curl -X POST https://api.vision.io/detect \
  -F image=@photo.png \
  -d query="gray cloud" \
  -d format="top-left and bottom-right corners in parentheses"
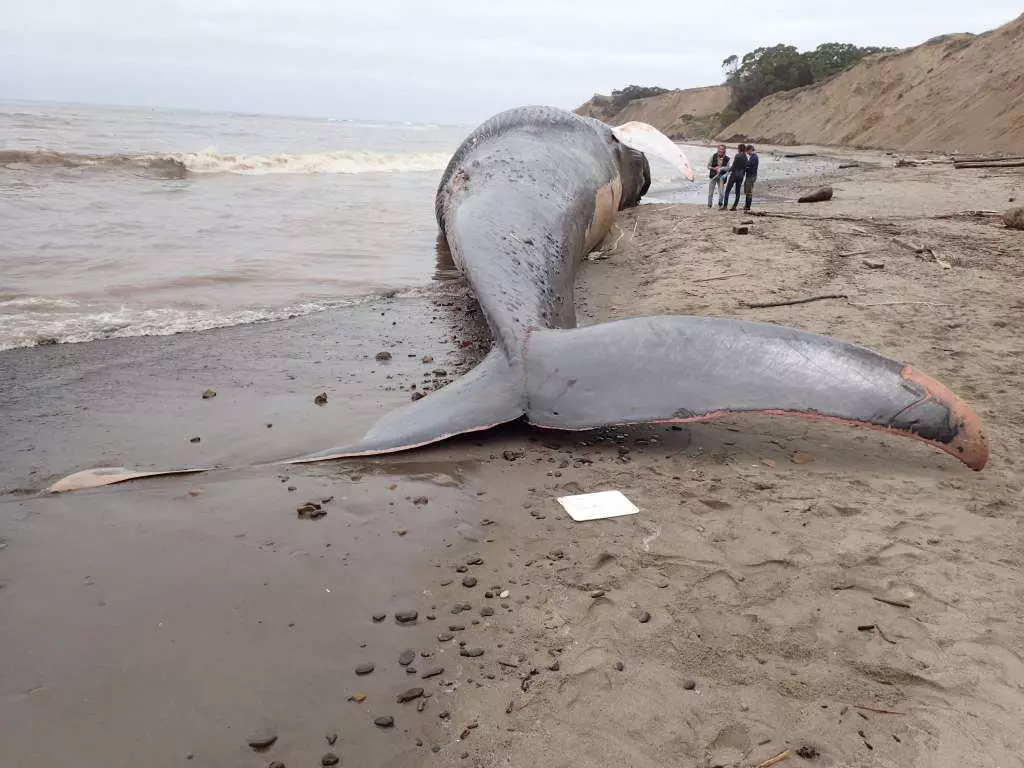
top-left (1, 1), bottom-right (1020, 122)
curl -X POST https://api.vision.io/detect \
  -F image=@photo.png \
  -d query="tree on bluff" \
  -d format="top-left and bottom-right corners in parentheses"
top-left (724, 42), bottom-right (897, 115)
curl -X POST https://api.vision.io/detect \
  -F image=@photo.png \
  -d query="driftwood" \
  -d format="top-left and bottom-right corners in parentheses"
top-left (784, 152), bottom-right (817, 158)
top-left (931, 209), bottom-right (1003, 219)
top-left (693, 271), bottom-right (747, 283)
top-left (890, 237), bottom-right (956, 269)
top-left (743, 294), bottom-right (847, 309)
top-left (838, 163), bottom-right (861, 169)
top-left (797, 186), bottom-right (834, 203)
top-left (954, 160), bottom-right (1024, 169)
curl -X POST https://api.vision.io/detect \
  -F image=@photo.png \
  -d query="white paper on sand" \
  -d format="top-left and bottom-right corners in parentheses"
top-left (556, 490), bottom-right (639, 522)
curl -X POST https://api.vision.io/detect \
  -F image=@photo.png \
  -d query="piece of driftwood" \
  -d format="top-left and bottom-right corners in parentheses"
top-left (797, 186), bottom-right (834, 203)
top-left (931, 209), bottom-right (1003, 219)
top-left (784, 152), bottom-right (817, 158)
top-left (693, 271), bottom-right (747, 283)
top-left (743, 293), bottom-right (847, 309)
top-left (836, 248), bottom-right (874, 258)
top-left (954, 160), bottom-right (1024, 169)
top-left (838, 162), bottom-right (861, 169)
top-left (756, 750), bottom-right (792, 768)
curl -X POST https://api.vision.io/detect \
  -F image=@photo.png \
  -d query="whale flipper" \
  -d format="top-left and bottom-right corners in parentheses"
top-left (283, 348), bottom-right (526, 463)
top-left (522, 317), bottom-right (988, 470)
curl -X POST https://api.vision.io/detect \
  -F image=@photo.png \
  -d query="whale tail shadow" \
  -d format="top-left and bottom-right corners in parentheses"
top-left (46, 314), bottom-right (988, 493)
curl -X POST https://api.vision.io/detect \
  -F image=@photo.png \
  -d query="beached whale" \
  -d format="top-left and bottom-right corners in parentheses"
top-left (48, 106), bottom-right (987, 492)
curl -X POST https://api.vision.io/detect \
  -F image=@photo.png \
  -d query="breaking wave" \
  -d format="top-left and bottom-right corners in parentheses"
top-left (0, 294), bottom-right (387, 351)
top-left (0, 148), bottom-right (453, 177)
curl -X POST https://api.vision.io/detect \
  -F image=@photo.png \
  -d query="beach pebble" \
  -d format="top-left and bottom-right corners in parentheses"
top-left (268, 762), bottom-right (286, 768)
top-left (321, 753), bottom-right (340, 766)
top-left (374, 715), bottom-right (395, 728)
top-left (480, 606), bottom-right (494, 617)
top-left (614, 661), bottom-right (625, 671)
top-left (422, 355), bottom-right (434, 363)
top-left (590, 589), bottom-right (605, 598)
top-left (862, 259), bottom-right (885, 269)
top-left (411, 391), bottom-right (425, 401)
top-left (682, 679), bottom-right (697, 690)
top-left (499, 590), bottom-right (510, 599)
top-left (375, 351), bottom-right (393, 361)
top-left (502, 450), bottom-right (523, 461)
top-left (201, 389), bottom-right (217, 399)
top-left (397, 687), bottom-right (424, 703)
top-left (437, 632), bottom-right (454, 642)
top-left (399, 650), bottom-right (416, 666)
top-left (355, 662), bottom-right (375, 675)
top-left (460, 648), bottom-right (485, 658)
top-left (246, 727), bottom-right (278, 750)
top-left (633, 609), bottom-right (651, 624)
top-left (421, 666), bottom-right (444, 679)
top-left (189, 436), bottom-right (201, 443)
top-left (395, 609), bottom-right (418, 624)
top-left (462, 576), bottom-right (478, 588)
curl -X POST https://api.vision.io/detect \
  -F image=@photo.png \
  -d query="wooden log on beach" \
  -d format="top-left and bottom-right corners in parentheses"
top-left (797, 186), bottom-right (834, 203)
top-left (954, 160), bottom-right (1024, 169)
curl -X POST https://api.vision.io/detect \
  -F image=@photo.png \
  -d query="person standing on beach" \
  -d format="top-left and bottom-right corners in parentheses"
top-left (721, 143), bottom-right (747, 210)
top-left (707, 144), bottom-right (730, 208)
top-left (743, 144), bottom-right (759, 212)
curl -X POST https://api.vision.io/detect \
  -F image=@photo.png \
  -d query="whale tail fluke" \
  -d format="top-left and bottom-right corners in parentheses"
top-left (521, 316), bottom-right (988, 471)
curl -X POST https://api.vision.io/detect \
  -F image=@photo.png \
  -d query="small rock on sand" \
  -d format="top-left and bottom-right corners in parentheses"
top-left (321, 753), bottom-right (340, 766)
top-left (1004, 206), bottom-right (1024, 230)
top-left (395, 609), bottom-right (418, 624)
top-left (682, 679), bottom-right (696, 690)
top-left (397, 687), bottom-right (424, 703)
top-left (462, 576), bottom-right (478, 588)
top-left (460, 648), bottom-right (485, 657)
top-left (399, 650), bottom-right (416, 666)
top-left (862, 258), bottom-right (885, 269)
top-left (268, 762), bottom-right (286, 768)
top-left (732, 225), bottom-right (749, 235)
top-left (201, 389), bottom-right (217, 399)
top-left (421, 666), bottom-right (444, 679)
top-left (355, 662), bottom-right (375, 675)
top-left (189, 436), bottom-right (201, 443)
top-left (374, 715), bottom-right (395, 728)
top-left (375, 351), bottom-right (393, 361)
top-left (246, 727), bottom-right (278, 750)
top-left (437, 632), bottom-right (454, 642)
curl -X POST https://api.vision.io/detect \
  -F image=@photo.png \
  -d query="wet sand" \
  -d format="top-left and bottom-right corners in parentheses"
top-left (2, 154), bottom-right (1024, 768)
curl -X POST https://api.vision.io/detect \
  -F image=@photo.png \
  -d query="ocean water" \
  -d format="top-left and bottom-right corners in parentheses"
top-left (0, 100), bottom-right (721, 351)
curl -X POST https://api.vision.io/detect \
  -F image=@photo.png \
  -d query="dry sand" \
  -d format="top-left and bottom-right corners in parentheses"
top-left (2, 155), bottom-right (1024, 768)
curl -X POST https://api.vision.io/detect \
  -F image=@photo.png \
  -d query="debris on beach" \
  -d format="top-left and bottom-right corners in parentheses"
top-left (314, 392), bottom-right (328, 405)
top-left (556, 490), bottom-right (639, 522)
top-left (798, 186), bottom-right (834, 203)
top-left (1004, 206), bottom-right (1024, 230)
top-left (201, 388), bottom-right (217, 399)
top-left (375, 350), bottom-right (392, 361)
top-left (297, 501), bottom-right (326, 519)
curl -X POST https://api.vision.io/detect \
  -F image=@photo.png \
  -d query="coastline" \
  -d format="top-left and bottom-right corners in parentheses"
top-left (2, 153), bottom-right (1024, 767)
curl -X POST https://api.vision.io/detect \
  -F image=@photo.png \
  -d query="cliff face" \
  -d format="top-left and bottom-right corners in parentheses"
top-left (575, 85), bottom-right (731, 139)
top-left (718, 14), bottom-right (1024, 153)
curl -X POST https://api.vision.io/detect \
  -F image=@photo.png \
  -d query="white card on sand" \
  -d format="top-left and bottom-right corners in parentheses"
top-left (556, 490), bottom-right (639, 522)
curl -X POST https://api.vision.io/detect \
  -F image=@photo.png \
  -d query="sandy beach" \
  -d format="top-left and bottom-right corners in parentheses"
top-left (2, 151), bottom-right (1023, 768)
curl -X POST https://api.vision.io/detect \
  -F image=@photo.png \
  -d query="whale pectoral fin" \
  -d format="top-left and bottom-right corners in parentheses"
top-left (46, 466), bottom-right (212, 493)
top-left (524, 317), bottom-right (988, 470)
top-left (611, 121), bottom-right (695, 181)
top-left (283, 348), bottom-right (526, 464)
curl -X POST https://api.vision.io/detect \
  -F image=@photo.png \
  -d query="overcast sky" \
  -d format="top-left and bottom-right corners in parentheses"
top-left (1, 1), bottom-right (1020, 123)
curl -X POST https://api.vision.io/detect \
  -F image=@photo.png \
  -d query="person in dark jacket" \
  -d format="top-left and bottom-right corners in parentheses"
top-left (706, 144), bottom-right (730, 208)
top-left (743, 144), bottom-right (760, 211)
top-left (721, 143), bottom-right (747, 210)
